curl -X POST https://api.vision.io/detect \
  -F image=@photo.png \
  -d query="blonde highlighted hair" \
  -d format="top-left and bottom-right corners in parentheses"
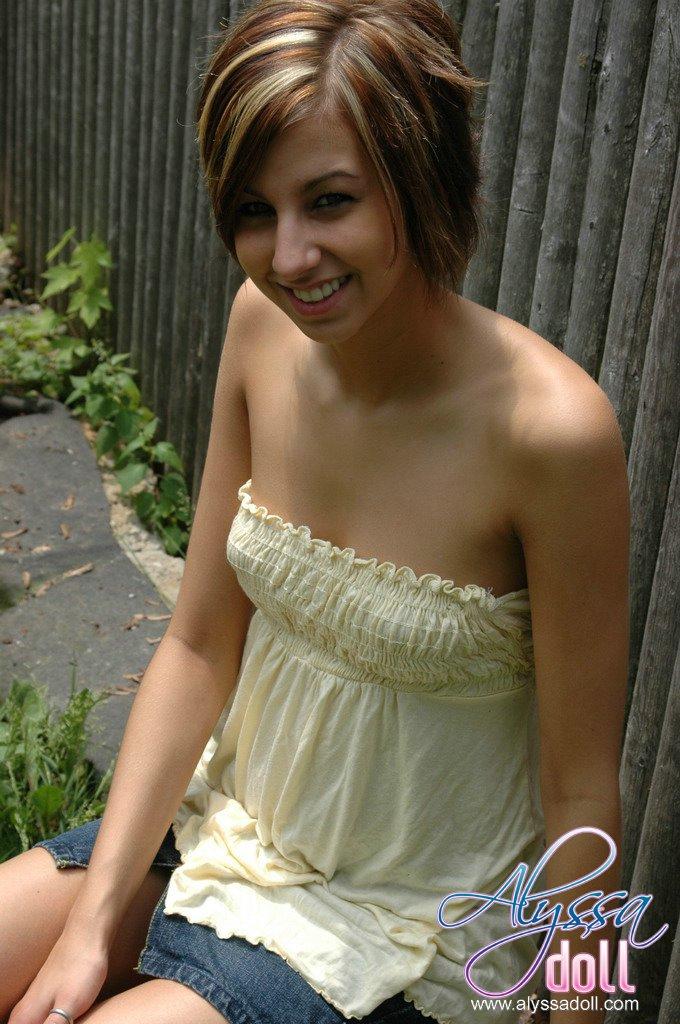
top-left (196, 0), bottom-right (487, 303)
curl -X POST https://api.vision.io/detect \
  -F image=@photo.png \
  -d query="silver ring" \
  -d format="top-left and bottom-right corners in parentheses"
top-left (49, 1010), bottom-right (75, 1024)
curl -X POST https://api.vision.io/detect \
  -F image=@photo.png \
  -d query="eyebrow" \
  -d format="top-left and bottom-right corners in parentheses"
top-left (243, 170), bottom-right (360, 198)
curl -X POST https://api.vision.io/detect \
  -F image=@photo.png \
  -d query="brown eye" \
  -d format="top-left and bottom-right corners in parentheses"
top-left (236, 194), bottom-right (353, 219)
top-left (315, 193), bottom-right (353, 209)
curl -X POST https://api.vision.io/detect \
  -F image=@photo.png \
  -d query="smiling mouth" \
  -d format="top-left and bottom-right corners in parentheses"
top-left (280, 274), bottom-right (354, 314)
top-left (280, 275), bottom-right (349, 291)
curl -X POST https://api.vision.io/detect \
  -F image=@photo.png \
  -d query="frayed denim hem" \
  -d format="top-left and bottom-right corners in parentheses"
top-left (136, 950), bottom-right (259, 1024)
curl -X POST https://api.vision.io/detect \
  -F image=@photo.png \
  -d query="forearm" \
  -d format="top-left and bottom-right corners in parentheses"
top-left (64, 634), bottom-right (241, 946)
top-left (540, 794), bottom-right (623, 1024)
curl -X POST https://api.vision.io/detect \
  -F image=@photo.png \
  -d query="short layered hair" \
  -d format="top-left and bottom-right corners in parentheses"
top-left (196, 0), bottom-right (487, 304)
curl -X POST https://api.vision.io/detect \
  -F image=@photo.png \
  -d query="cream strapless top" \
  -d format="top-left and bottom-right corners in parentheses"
top-left (164, 479), bottom-right (546, 1023)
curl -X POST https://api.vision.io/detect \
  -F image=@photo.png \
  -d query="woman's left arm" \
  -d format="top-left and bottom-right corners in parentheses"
top-left (511, 373), bottom-right (631, 1024)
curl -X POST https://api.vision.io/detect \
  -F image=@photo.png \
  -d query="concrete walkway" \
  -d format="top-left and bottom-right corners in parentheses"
top-left (0, 399), bottom-right (180, 776)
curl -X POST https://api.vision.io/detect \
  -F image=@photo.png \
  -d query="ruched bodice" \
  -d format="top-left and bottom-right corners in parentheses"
top-left (228, 479), bottom-right (534, 695)
top-left (164, 479), bottom-right (546, 1023)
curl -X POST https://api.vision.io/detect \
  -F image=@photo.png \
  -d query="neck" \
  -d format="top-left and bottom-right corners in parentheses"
top-left (307, 279), bottom-right (468, 409)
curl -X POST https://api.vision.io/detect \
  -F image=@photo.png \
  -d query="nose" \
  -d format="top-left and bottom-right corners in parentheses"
top-left (270, 212), bottom-right (322, 282)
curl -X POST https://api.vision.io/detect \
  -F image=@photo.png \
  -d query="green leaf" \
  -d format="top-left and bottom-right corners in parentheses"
top-left (139, 416), bottom-right (159, 441)
top-left (119, 375), bottom-right (140, 405)
top-left (115, 462), bottom-right (147, 493)
top-left (96, 396), bottom-right (120, 421)
top-left (85, 393), bottom-right (111, 422)
top-left (65, 287), bottom-right (88, 316)
top-left (114, 407), bottom-right (138, 441)
top-left (45, 227), bottom-right (76, 264)
top-left (159, 471), bottom-right (188, 503)
top-left (21, 687), bottom-right (47, 722)
top-left (39, 265), bottom-right (81, 299)
top-left (77, 290), bottom-right (109, 329)
top-left (133, 490), bottom-right (155, 519)
top-left (117, 434), bottom-right (146, 461)
top-left (152, 441), bottom-right (184, 472)
top-left (31, 784), bottom-right (65, 817)
top-left (159, 523), bottom-right (185, 556)
top-left (95, 422), bottom-right (118, 458)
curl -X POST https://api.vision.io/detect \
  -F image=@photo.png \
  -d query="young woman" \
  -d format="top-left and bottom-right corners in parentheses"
top-left (2, 2), bottom-right (629, 1023)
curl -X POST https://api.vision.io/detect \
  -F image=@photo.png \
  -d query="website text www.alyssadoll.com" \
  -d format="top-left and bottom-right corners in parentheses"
top-left (468, 993), bottom-right (640, 1016)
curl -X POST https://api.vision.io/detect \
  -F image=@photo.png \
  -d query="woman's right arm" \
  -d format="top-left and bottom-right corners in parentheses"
top-left (64, 278), bottom-right (258, 948)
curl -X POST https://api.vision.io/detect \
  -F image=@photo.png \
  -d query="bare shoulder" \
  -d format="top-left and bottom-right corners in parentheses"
top-left (234, 276), bottom-right (293, 339)
top-left (231, 277), bottom-right (299, 382)
top-left (482, 308), bottom-right (626, 468)
top-left (477, 307), bottom-right (630, 539)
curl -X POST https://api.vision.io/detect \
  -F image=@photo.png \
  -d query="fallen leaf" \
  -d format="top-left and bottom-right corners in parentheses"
top-left (146, 613), bottom-right (171, 621)
top-left (144, 597), bottom-right (161, 607)
top-left (30, 544), bottom-right (52, 554)
top-left (123, 671), bottom-right (144, 683)
top-left (62, 562), bottom-right (94, 578)
top-left (21, 570), bottom-right (31, 588)
top-left (1, 526), bottom-right (27, 539)
top-left (146, 636), bottom-right (163, 645)
top-left (59, 523), bottom-right (71, 539)
top-left (11, 483), bottom-right (26, 493)
top-left (34, 580), bottom-right (54, 597)
top-left (60, 493), bottom-right (76, 510)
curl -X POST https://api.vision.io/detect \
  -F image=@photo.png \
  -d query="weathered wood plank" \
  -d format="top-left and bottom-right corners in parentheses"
top-left (562, 0), bottom-right (658, 377)
top-left (496, 0), bottom-right (573, 323)
top-left (151, 0), bottom-right (195, 428)
top-left (598, 0), bottom-right (680, 452)
top-left (462, 0), bottom-right (535, 306)
top-left (528, 0), bottom-right (608, 348)
top-left (626, 149), bottom-right (680, 694)
top-left (610, 631), bottom-right (680, 1022)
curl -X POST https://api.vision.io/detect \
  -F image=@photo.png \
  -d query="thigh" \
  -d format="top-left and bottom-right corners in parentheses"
top-left (77, 978), bottom-right (420, 1024)
top-left (0, 819), bottom-right (179, 1015)
top-left (136, 890), bottom-right (432, 1024)
top-left (76, 978), bottom-right (230, 1023)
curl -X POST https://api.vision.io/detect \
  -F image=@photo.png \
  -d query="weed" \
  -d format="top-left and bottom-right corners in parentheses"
top-left (0, 670), bottom-right (115, 860)
top-left (0, 228), bottom-right (192, 556)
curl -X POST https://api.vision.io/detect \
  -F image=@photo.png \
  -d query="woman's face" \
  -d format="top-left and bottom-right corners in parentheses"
top-left (232, 111), bottom-right (421, 344)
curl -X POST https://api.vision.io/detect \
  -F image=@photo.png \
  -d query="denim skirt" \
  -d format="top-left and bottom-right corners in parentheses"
top-left (33, 817), bottom-right (430, 1023)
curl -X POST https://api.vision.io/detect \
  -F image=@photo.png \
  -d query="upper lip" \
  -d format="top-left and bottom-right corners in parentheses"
top-left (278, 274), bottom-right (350, 291)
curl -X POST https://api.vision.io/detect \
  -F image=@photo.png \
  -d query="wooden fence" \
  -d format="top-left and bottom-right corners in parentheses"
top-left (1, 2), bottom-right (678, 1020)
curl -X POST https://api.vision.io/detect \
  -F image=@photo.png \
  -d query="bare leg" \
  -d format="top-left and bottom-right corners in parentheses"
top-left (76, 979), bottom-right (231, 1023)
top-left (0, 846), bottom-right (171, 1017)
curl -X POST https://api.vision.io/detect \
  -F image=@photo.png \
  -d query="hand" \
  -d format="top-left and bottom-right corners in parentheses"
top-left (7, 924), bottom-right (110, 1024)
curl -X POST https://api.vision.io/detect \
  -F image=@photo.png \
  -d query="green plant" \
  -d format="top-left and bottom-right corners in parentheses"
top-left (0, 228), bottom-right (193, 556)
top-left (65, 343), bottom-right (192, 555)
top-left (0, 673), bottom-right (115, 861)
top-left (40, 226), bottom-right (113, 329)
top-left (0, 305), bottom-right (92, 398)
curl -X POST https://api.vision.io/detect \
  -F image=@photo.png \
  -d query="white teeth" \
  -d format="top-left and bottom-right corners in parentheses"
top-left (293, 275), bottom-right (351, 303)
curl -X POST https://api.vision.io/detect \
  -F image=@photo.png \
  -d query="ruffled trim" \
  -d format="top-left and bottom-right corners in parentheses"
top-left (161, 897), bottom-right (406, 1020)
top-left (236, 479), bottom-right (529, 611)
top-left (401, 990), bottom-right (453, 1023)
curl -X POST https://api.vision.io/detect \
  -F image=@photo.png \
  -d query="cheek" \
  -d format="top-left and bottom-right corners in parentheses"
top-left (234, 228), bottom-right (269, 268)
top-left (358, 206), bottom-right (399, 266)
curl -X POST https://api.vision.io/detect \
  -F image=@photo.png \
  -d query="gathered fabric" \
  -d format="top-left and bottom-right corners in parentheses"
top-left (164, 479), bottom-right (546, 1023)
